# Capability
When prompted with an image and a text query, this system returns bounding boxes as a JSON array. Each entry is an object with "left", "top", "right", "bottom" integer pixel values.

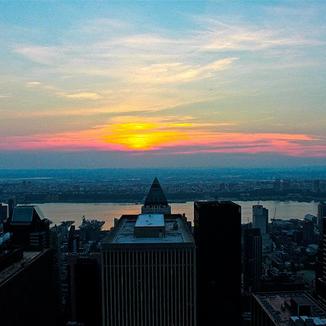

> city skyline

[{"left": 1, "top": 1, "right": 326, "bottom": 168}]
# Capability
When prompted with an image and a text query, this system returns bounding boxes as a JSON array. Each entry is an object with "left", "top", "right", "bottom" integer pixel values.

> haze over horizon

[{"left": 1, "top": 1, "right": 326, "bottom": 168}]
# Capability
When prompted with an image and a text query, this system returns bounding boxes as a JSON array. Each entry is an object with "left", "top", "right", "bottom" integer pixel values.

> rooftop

[
  {"left": 254, "top": 292, "right": 326, "bottom": 326},
  {"left": 102, "top": 214, "right": 194, "bottom": 246},
  {"left": 135, "top": 214, "right": 165, "bottom": 228},
  {"left": 11, "top": 205, "right": 46, "bottom": 225}
]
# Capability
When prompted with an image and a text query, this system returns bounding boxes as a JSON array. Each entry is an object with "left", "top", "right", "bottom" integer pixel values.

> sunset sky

[{"left": 1, "top": 1, "right": 326, "bottom": 168}]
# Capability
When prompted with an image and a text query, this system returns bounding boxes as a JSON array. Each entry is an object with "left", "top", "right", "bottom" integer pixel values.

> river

[{"left": 36, "top": 201, "right": 319, "bottom": 230}]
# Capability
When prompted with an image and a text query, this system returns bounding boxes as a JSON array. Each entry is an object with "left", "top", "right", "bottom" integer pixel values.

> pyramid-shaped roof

[{"left": 144, "top": 178, "right": 168, "bottom": 206}]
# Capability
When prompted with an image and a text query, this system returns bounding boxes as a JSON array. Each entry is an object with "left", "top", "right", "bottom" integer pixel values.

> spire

[
  {"left": 141, "top": 178, "right": 171, "bottom": 214},
  {"left": 144, "top": 178, "right": 168, "bottom": 206}
]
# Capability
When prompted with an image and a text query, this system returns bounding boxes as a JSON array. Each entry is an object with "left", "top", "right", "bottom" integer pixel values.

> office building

[
  {"left": 101, "top": 213, "right": 196, "bottom": 326},
  {"left": 252, "top": 292, "right": 326, "bottom": 326},
  {"left": 141, "top": 177, "right": 171, "bottom": 214},
  {"left": 243, "top": 228, "right": 262, "bottom": 292},
  {"left": 194, "top": 201, "right": 241, "bottom": 325},
  {"left": 253, "top": 205, "right": 269, "bottom": 235}
]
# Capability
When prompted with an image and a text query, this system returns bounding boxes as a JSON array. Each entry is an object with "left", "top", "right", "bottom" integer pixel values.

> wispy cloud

[
  {"left": 132, "top": 58, "right": 237, "bottom": 84},
  {"left": 14, "top": 46, "right": 63, "bottom": 65},
  {"left": 61, "top": 92, "right": 103, "bottom": 100}
]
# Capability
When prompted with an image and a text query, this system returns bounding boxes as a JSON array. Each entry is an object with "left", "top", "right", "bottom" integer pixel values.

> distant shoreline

[{"left": 26, "top": 198, "right": 321, "bottom": 205}]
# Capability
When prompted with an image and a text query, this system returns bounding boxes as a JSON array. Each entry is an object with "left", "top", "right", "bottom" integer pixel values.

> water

[{"left": 37, "top": 201, "right": 319, "bottom": 230}]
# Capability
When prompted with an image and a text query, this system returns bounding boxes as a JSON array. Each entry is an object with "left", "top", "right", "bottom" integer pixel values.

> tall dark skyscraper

[
  {"left": 194, "top": 201, "right": 241, "bottom": 325},
  {"left": 243, "top": 228, "right": 262, "bottom": 292}
]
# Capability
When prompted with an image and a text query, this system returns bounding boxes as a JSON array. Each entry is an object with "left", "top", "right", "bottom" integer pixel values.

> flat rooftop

[
  {"left": 254, "top": 292, "right": 326, "bottom": 326},
  {"left": 103, "top": 214, "right": 194, "bottom": 245},
  {"left": 135, "top": 214, "right": 164, "bottom": 228}
]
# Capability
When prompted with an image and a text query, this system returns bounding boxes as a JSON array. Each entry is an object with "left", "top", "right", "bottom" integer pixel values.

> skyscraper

[
  {"left": 194, "top": 201, "right": 241, "bottom": 325},
  {"left": 141, "top": 177, "right": 171, "bottom": 214},
  {"left": 101, "top": 213, "right": 196, "bottom": 326},
  {"left": 243, "top": 228, "right": 262, "bottom": 292},
  {"left": 316, "top": 216, "right": 326, "bottom": 304},
  {"left": 252, "top": 205, "right": 268, "bottom": 235},
  {"left": 318, "top": 202, "right": 326, "bottom": 233},
  {"left": 0, "top": 203, "right": 8, "bottom": 222}
]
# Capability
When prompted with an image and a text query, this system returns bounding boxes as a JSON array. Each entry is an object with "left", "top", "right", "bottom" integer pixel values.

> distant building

[
  {"left": 0, "top": 203, "right": 8, "bottom": 222},
  {"left": 101, "top": 213, "right": 196, "bottom": 326},
  {"left": 253, "top": 205, "right": 273, "bottom": 253},
  {"left": 305, "top": 214, "right": 317, "bottom": 225},
  {"left": 243, "top": 228, "right": 262, "bottom": 292},
  {"left": 67, "top": 225, "right": 80, "bottom": 253},
  {"left": 316, "top": 216, "right": 326, "bottom": 304},
  {"left": 253, "top": 205, "right": 269, "bottom": 235},
  {"left": 5, "top": 205, "right": 50, "bottom": 250},
  {"left": 252, "top": 292, "right": 326, "bottom": 326},
  {"left": 8, "top": 198, "right": 16, "bottom": 219},
  {"left": 194, "top": 201, "right": 241, "bottom": 325},
  {"left": 318, "top": 202, "right": 326, "bottom": 232},
  {"left": 0, "top": 248, "right": 61, "bottom": 326},
  {"left": 141, "top": 177, "right": 171, "bottom": 214},
  {"left": 303, "top": 220, "right": 315, "bottom": 245}
]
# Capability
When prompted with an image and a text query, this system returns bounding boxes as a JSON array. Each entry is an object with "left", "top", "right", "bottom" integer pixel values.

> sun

[{"left": 103, "top": 121, "right": 187, "bottom": 150}]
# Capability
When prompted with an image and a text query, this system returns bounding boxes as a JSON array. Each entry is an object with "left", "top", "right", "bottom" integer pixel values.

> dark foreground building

[
  {"left": 194, "top": 201, "right": 241, "bottom": 325},
  {"left": 67, "top": 254, "right": 102, "bottom": 326},
  {"left": 101, "top": 213, "right": 196, "bottom": 326},
  {"left": 0, "top": 248, "right": 61, "bottom": 326}
]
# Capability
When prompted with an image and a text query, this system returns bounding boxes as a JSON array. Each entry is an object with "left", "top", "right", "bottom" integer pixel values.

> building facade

[{"left": 101, "top": 213, "right": 196, "bottom": 326}]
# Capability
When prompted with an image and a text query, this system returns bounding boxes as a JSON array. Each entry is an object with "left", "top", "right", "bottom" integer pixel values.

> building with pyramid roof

[{"left": 141, "top": 177, "right": 171, "bottom": 214}]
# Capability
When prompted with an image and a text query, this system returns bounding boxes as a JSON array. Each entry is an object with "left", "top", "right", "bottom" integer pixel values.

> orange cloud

[{"left": 0, "top": 117, "right": 325, "bottom": 158}]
